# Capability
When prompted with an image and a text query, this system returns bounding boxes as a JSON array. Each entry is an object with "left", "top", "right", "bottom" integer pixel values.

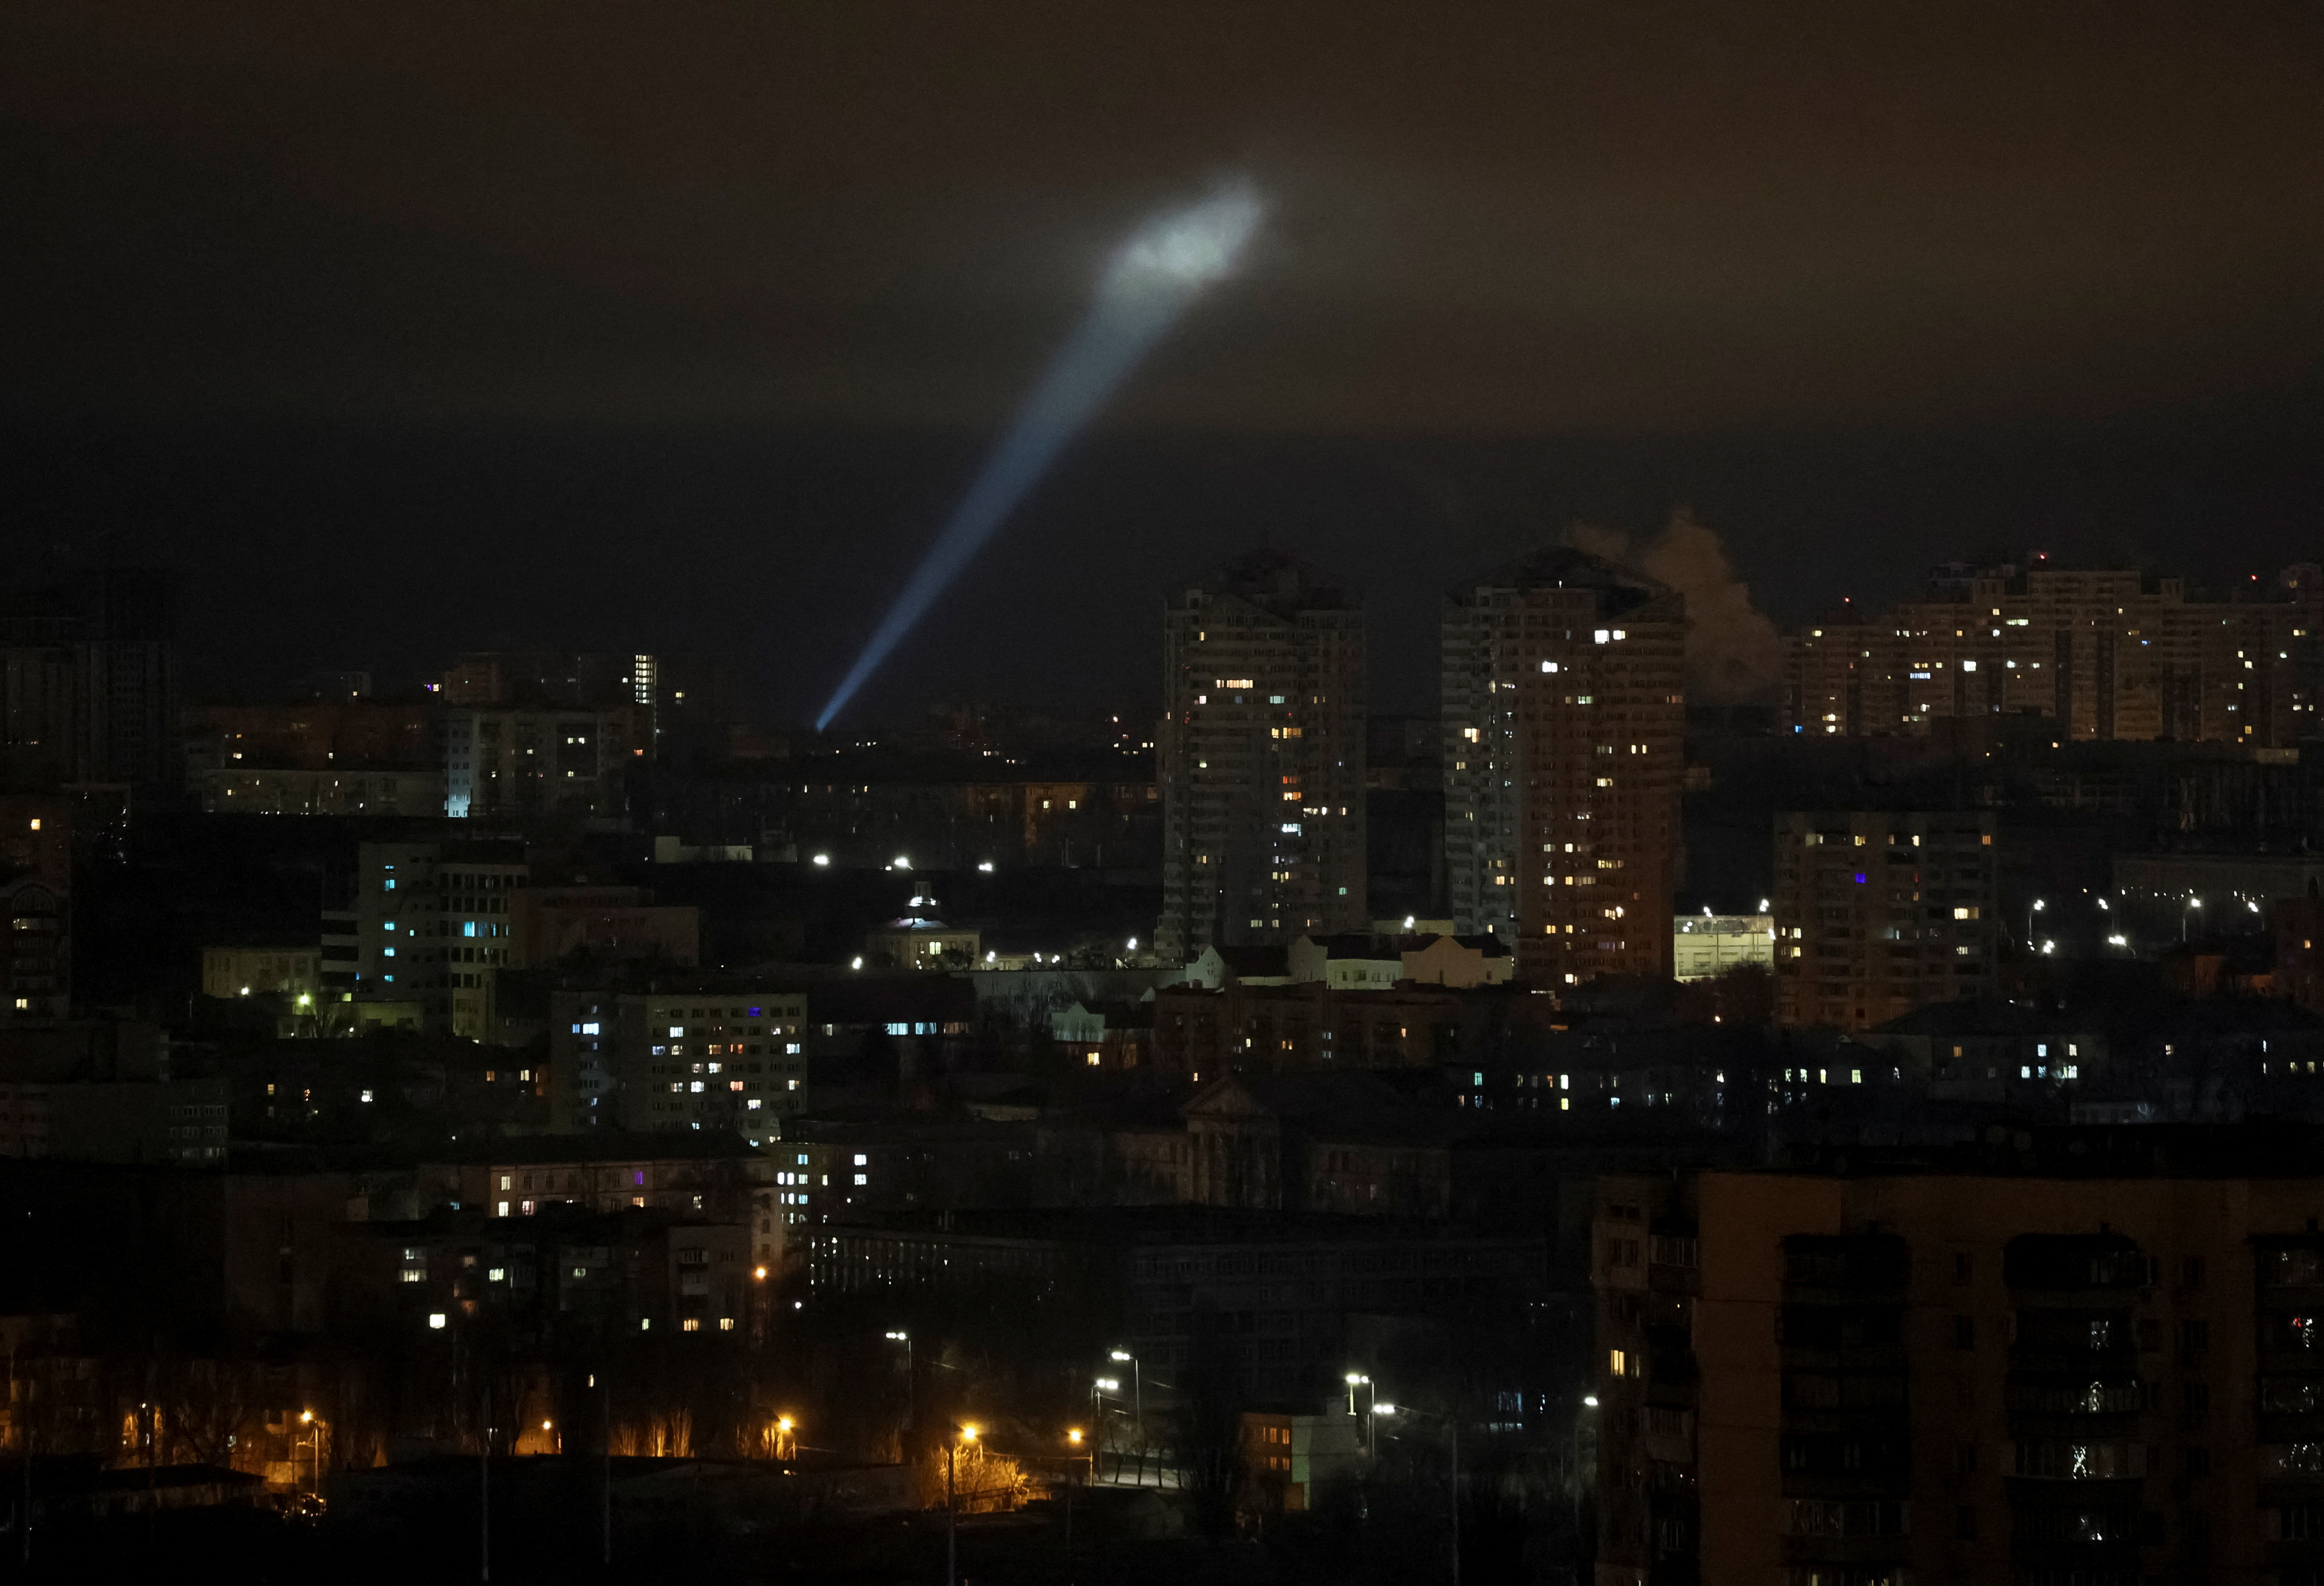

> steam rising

[
  {"left": 817, "top": 178, "right": 1265, "bottom": 730},
  {"left": 1564, "top": 509, "right": 1781, "bottom": 702}
]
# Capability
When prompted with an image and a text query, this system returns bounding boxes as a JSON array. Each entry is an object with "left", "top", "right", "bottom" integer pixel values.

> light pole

[
  {"left": 1109, "top": 1350, "right": 1141, "bottom": 1483},
  {"left": 1091, "top": 1378, "right": 1119, "bottom": 1482},
  {"left": 2027, "top": 897, "right": 2044, "bottom": 946},
  {"left": 1064, "top": 1428, "right": 1086, "bottom": 1569},
  {"left": 885, "top": 1330, "right": 914, "bottom": 1430},
  {"left": 2186, "top": 895, "right": 2202, "bottom": 942},
  {"left": 1345, "top": 1373, "right": 1375, "bottom": 1455},
  {"left": 1373, "top": 1401, "right": 1460, "bottom": 1585},
  {"left": 297, "top": 1410, "right": 322, "bottom": 1497},
  {"left": 947, "top": 1422, "right": 977, "bottom": 1586}
]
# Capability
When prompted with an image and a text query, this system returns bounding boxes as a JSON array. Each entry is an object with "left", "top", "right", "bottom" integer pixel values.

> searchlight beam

[{"left": 815, "top": 178, "right": 1264, "bottom": 730}]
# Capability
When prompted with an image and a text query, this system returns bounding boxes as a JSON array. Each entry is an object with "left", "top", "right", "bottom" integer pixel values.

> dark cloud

[
  {"left": 5, "top": 3, "right": 2323, "bottom": 724},
  {"left": 5, "top": 1, "right": 2324, "bottom": 429}
]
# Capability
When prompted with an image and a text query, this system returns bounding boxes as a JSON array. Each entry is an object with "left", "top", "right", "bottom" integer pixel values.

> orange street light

[
  {"left": 1067, "top": 1428, "right": 1082, "bottom": 1444},
  {"left": 299, "top": 1410, "right": 314, "bottom": 1424}
]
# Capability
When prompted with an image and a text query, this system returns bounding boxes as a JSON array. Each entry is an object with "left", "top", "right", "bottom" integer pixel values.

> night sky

[{"left": 6, "top": 2, "right": 2324, "bottom": 721}]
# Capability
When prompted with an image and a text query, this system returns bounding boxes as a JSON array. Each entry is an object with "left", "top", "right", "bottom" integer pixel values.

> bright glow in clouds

[{"left": 816, "top": 178, "right": 1265, "bottom": 729}]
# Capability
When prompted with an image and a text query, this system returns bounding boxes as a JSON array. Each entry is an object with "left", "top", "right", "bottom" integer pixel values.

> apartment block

[
  {"left": 1593, "top": 1136, "right": 2324, "bottom": 1586},
  {"left": 1673, "top": 915, "right": 1775, "bottom": 981},
  {"left": 201, "top": 945, "right": 321, "bottom": 1002},
  {"left": 351, "top": 838, "right": 528, "bottom": 1039},
  {"left": 1785, "top": 558, "right": 2323, "bottom": 744},
  {"left": 443, "top": 705, "right": 646, "bottom": 822},
  {"left": 1771, "top": 810, "right": 1998, "bottom": 1030},
  {"left": 546, "top": 985, "right": 809, "bottom": 1145},
  {"left": 1444, "top": 547, "right": 1685, "bottom": 983},
  {"left": 1157, "top": 551, "right": 1367, "bottom": 961}
]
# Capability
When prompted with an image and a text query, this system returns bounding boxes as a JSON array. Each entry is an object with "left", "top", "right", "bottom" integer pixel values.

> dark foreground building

[{"left": 1594, "top": 1127, "right": 2324, "bottom": 1586}]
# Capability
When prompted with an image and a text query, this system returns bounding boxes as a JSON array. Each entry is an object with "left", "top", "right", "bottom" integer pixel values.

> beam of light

[{"left": 816, "top": 177, "right": 1265, "bottom": 730}]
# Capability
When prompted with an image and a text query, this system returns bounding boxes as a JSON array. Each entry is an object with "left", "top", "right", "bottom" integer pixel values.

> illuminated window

[{"left": 682, "top": 1318, "right": 700, "bottom": 1333}]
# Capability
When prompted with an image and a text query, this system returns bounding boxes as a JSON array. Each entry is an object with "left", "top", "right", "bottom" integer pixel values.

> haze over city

[{"left": 5, "top": 4, "right": 2324, "bottom": 1584}]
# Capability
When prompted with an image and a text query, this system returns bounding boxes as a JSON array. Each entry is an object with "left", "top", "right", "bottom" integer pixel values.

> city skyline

[{"left": 10, "top": 4, "right": 2324, "bottom": 1578}]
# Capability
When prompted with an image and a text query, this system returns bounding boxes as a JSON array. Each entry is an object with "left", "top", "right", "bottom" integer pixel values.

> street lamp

[
  {"left": 1063, "top": 1428, "right": 1087, "bottom": 1559},
  {"left": 1091, "top": 1378, "right": 1121, "bottom": 1483},
  {"left": 885, "top": 1331, "right": 914, "bottom": 1428},
  {"left": 1109, "top": 1349, "right": 1142, "bottom": 1480},
  {"left": 1344, "top": 1372, "right": 1377, "bottom": 1453},
  {"left": 1371, "top": 1401, "right": 1461, "bottom": 1585},
  {"left": 2028, "top": 897, "right": 2045, "bottom": 944},
  {"left": 947, "top": 1423, "right": 977, "bottom": 1586},
  {"left": 296, "top": 1410, "right": 321, "bottom": 1496}
]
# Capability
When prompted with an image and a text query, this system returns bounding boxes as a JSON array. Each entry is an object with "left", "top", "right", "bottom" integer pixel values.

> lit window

[{"left": 682, "top": 1318, "right": 700, "bottom": 1333}]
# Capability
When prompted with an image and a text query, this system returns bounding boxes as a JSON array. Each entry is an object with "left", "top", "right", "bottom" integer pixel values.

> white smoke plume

[{"left": 1563, "top": 509, "right": 1782, "bottom": 703}]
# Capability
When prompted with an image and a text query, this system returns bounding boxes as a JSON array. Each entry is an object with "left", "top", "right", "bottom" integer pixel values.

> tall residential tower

[
  {"left": 1157, "top": 552, "right": 1366, "bottom": 962},
  {"left": 1442, "top": 547, "right": 1684, "bottom": 984}
]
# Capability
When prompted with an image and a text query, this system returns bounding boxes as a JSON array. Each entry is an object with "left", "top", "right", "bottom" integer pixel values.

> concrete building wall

[
  {"left": 1157, "top": 552, "right": 1367, "bottom": 961},
  {"left": 1772, "top": 811, "right": 1997, "bottom": 1030}
]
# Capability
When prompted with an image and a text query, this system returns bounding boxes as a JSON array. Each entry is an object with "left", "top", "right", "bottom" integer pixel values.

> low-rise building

[
  {"left": 1149, "top": 979, "right": 1551, "bottom": 1080},
  {"left": 0, "top": 1077, "right": 228, "bottom": 1165},
  {"left": 545, "top": 984, "right": 809, "bottom": 1141},
  {"left": 1286, "top": 932, "right": 1514, "bottom": 991},
  {"left": 399, "top": 1129, "right": 772, "bottom": 1225},
  {"left": 1239, "top": 1409, "right": 1364, "bottom": 1512},
  {"left": 1671, "top": 914, "right": 1775, "bottom": 981},
  {"left": 445, "top": 705, "right": 646, "bottom": 822},
  {"left": 511, "top": 886, "right": 699, "bottom": 969},
  {"left": 202, "top": 944, "right": 322, "bottom": 1002},
  {"left": 352, "top": 1204, "right": 754, "bottom": 1342},
  {"left": 863, "top": 908, "right": 980, "bottom": 970},
  {"left": 194, "top": 767, "right": 447, "bottom": 817},
  {"left": 811, "top": 1206, "right": 1546, "bottom": 1404},
  {"left": 1050, "top": 1000, "right": 1155, "bottom": 1070}
]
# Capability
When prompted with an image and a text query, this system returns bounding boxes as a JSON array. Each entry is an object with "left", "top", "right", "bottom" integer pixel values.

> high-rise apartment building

[
  {"left": 1157, "top": 552, "right": 1366, "bottom": 963},
  {"left": 1786, "top": 557, "right": 2322, "bottom": 744},
  {"left": 1771, "top": 809, "right": 1998, "bottom": 1029},
  {"left": 1597, "top": 1140, "right": 2324, "bottom": 1586},
  {"left": 348, "top": 838, "right": 528, "bottom": 1039},
  {"left": 0, "top": 568, "right": 179, "bottom": 791},
  {"left": 1443, "top": 548, "right": 1684, "bottom": 983}
]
